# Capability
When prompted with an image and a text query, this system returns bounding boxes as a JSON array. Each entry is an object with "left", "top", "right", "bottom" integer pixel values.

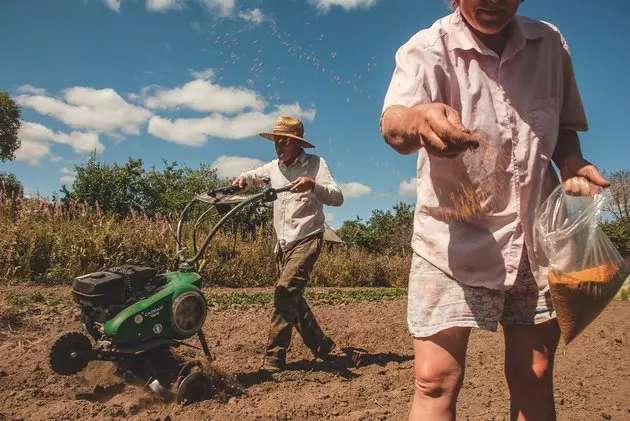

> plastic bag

[{"left": 536, "top": 183, "right": 630, "bottom": 344}]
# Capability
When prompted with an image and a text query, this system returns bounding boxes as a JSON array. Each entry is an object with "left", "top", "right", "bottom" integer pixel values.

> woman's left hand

[{"left": 561, "top": 157, "right": 610, "bottom": 196}]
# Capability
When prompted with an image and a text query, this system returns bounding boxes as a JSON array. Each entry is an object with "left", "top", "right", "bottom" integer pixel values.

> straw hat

[{"left": 259, "top": 116, "right": 315, "bottom": 148}]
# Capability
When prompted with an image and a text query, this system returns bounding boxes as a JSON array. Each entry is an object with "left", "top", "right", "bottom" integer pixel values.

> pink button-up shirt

[{"left": 382, "top": 9, "right": 588, "bottom": 290}]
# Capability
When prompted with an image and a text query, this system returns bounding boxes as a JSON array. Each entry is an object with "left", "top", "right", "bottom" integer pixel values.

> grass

[
  {"left": 305, "top": 288, "right": 406, "bottom": 305},
  {"left": 206, "top": 292, "right": 271, "bottom": 311},
  {"left": 1, "top": 286, "right": 406, "bottom": 317},
  {"left": 204, "top": 288, "right": 407, "bottom": 311},
  {"left": 4, "top": 291, "right": 65, "bottom": 315}
]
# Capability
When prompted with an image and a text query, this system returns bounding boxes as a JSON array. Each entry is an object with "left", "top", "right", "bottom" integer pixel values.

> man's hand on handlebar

[
  {"left": 231, "top": 175, "right": 311, "bottom": 194},
  {"left": 291, "top": 177, "right": 316, "bottom": 193},
  {"left": 232, "top": 176, "right": 248, "bottom": 190}
]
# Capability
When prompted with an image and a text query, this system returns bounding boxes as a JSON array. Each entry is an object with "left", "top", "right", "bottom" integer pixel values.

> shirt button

[{"left": 507, "top": 267, "right": 515, "bottom": 274}]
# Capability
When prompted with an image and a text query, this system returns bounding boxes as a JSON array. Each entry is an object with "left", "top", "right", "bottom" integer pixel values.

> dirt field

[{"left": 1, "top": 285, "right": 629, "bottom": 421}]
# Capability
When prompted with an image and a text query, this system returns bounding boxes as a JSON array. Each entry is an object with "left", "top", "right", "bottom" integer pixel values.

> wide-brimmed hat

[{"left": 259, "top": 116, "right": 315, "bottom": 148}]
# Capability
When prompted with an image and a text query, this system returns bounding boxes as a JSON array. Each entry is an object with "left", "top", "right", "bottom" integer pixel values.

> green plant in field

[
  {"left": 305, "top": 288, "right": 406, "bottom": 305},
  {"left": 203, "top": 288, "right": 406, "bottom": 312},
  {"left": 5, "top": 291, "right": 45, "bottom": 308},
  {"left": 206, "top": 292, "right": 272, "bottom": 311},
  {"left": 621, "top": 287, "right": 629, "bottom": 301},
  {"left": 4, "top": 291, "right": 64, "bottom": 314}
]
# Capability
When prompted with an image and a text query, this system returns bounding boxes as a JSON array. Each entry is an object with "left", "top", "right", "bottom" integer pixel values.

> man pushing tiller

[{"left": 233, "top": 116, "right": 345, "bottom": 373}]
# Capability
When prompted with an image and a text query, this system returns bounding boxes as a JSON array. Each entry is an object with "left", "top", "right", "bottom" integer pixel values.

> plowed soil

[{"left": 1, "top": 285, "right": 629, "bottom": 421}]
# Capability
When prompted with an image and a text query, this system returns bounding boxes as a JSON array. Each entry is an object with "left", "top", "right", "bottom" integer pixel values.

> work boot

[
  {"left": 313, "top": 336, "right": 341, "bottom": 360},
  {"left": 260, "top": 355, "right": 285, "bottom": 373}
]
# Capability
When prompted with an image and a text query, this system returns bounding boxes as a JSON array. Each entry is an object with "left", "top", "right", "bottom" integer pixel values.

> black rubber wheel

[
  {"left": 176, "top": 360, "right": 203, "bottom": 386},
  {"left": 48, "top": 332, "right": 93, "bottom": 375},
  {"left": 176, "top": 372, "right": 212, "bottom": 405}
]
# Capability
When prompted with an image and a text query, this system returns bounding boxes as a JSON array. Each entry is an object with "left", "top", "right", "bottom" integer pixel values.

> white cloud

[
  {"left": 311, "top": 0, "right": 377, "bottom": 12},
  {"left": 128, "top": 85, "right": 157, "bottom": 103},
  {"left": 14, "top": 140, "right": 51, "bottom": 166},
  {"left": 201, "top": 0, "right": 235, "bottom": 16},
  {"left": 60, "top": 167, "right": 76, "bottom": 185},
  {"left": 188, "top": 68, "right": 215, "bottom": 80},
  {"left": 50, "top": 156, "right": 62, "bottom": 163},
  {"left": 148, "top": 102, "right": 316, "bottom": 146},
  {"left": 15, "top": 121, "right": 104, "bottom": 165},
  {"left": 275, "top": 103, "right": 317, "bottom": 122},
  {"left": 339, "top": 182, "right": 372, "bottom": 199},
  {"left": 103, "top": 0, "right": 121, "bottom": 12},
  {"left": 16, "top": 87, "right": 152, "bottom": 136},
  {"left": 60, "top": 175, "right": 76, "bottom": 184},
  {"left": 238, "top": 8, "right": 268, "bottom": 24},
  {"left": 210, "top": 155, "right": 264, "bottom": 179},
  {"left": 19, "top": 121, "right": 104, "bottom": 154},
  {"left": 147, "top": 0, "right": 184, "bottom": 11},
  {"left": 60, "top": 131, "right": 104, "bottom": 153},
  {"left": 17, "top": 85, "right": 46, "bottom": 95},
  {"left": 399, "top": 178, "right": 416, "bottom": 198},
  {"left": 325, "top": 212, "right": 336, "bottom": 223},
  {"left": 373, "top": 191, "right": 391, "bottom": 199},
  {"left": 140, "top": 79, "right": 265, "bottom": 114},
  {"left": 104, "top": 0, "right": 238, "bottom": 15}
]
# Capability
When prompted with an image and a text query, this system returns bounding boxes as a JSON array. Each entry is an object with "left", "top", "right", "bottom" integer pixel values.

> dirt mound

[{"left": 1, "top": 286, "right": 629, "bottom": 420}]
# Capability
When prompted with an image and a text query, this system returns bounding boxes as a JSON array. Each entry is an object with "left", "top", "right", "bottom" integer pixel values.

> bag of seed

[{"left": 536, "top": 182, "right": 630, "bottom": 344}]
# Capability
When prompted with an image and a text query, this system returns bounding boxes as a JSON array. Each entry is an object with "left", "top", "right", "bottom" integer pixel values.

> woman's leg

[
  {"left": 503, "top": 320, "right": 560, "bottom": 421},
  {"left": 502, "top": 250, "right": 560, "bottom": 421},
  {"left": 407, "top": 253, "right": 502, "bottom": 420},
  {"left": 409, "top": 327, "right": 471, "bottom": 421}
]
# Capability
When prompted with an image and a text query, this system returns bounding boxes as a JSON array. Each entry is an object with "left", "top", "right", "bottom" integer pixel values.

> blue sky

[{"left": 1, "top": 0, "right": 629, "bottom": 228}]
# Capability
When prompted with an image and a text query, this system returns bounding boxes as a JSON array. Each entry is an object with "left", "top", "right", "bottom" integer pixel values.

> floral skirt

[{"left": 407, "top": 252, "right": 556, "bottom": 338}]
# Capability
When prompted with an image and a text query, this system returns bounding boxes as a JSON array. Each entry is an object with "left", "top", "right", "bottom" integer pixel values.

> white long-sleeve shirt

[{"left": 238, "top": 151, "right": 344, "bottom": 252}]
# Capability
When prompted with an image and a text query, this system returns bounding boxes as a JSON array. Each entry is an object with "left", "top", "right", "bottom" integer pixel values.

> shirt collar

[
  {"left": 295, "top": 150, "right": 307, "bottom": 164},
  {"left": 447, "top": 8, "right": 543, "bottom": 57},
  {"left": 279, "top": 150, "right": 307, "bottom": 168}
]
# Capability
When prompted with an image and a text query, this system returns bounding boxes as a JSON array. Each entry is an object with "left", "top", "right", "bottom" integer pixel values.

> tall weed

[{"left": 0, "top": 194, "right": 409, "bottom": 287}]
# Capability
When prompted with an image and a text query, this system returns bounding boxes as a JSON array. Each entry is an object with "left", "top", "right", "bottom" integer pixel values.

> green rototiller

[{"left": 47, "top": 184, "right": 292, "bottom": 404}]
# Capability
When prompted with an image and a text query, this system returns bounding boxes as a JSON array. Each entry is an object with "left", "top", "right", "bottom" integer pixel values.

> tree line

[{"left": 1, "top": 89, "right": 629, "bottom": 257}]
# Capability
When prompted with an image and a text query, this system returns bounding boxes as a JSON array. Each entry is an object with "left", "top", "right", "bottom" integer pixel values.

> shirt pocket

[
  {"left": 294, "top": 192, "right": 312, "bottom": 202},
  {"left": 527, "top": 97, "right": 561, "bottom": 160},
  {"left": 290, "top": 194, "right": 312, "bottom": 218}
]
